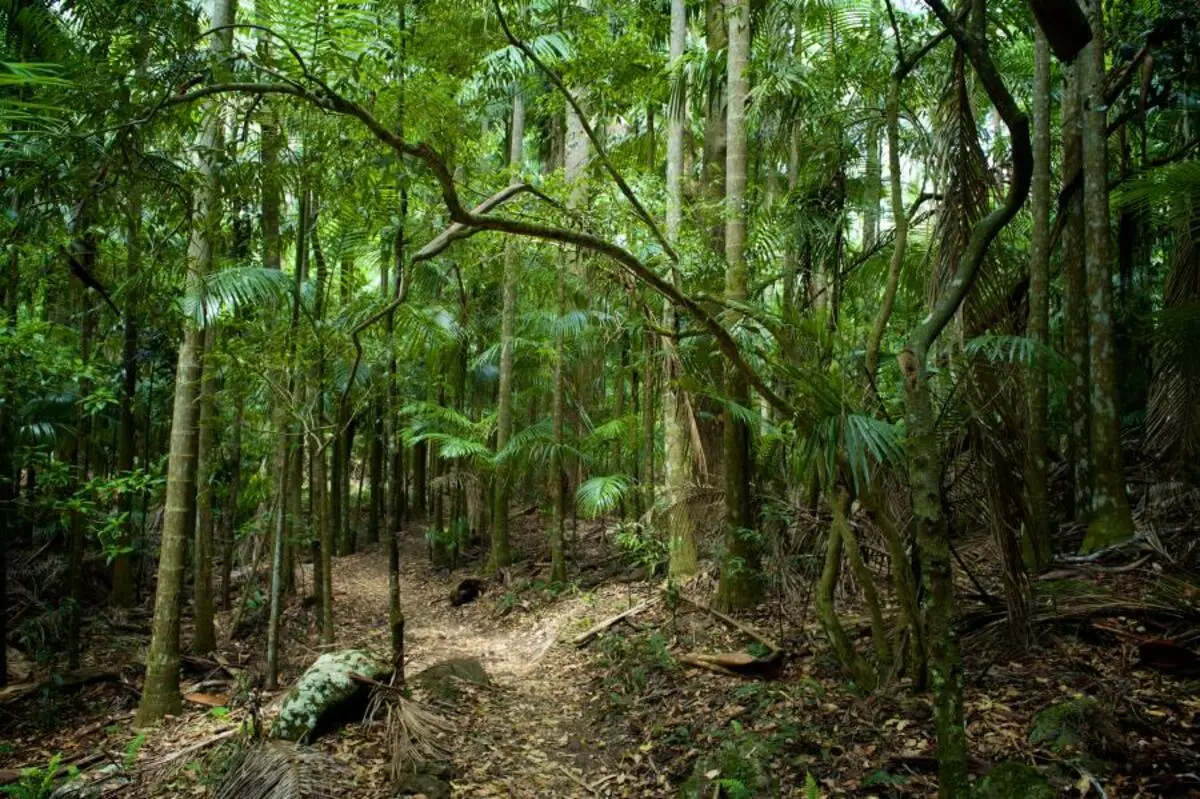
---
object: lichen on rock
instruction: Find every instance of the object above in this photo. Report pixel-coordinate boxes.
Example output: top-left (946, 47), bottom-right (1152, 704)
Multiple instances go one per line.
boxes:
top-left (271, 649), bottom-right (390, 742)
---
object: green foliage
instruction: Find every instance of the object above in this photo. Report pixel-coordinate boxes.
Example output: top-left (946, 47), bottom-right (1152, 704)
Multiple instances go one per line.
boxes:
top-left (614, 521), bottom-right (667, 575)
top-left (575, 474), bottom-right (631, 518)
top-left (0, 753), bottom-right (74, 799)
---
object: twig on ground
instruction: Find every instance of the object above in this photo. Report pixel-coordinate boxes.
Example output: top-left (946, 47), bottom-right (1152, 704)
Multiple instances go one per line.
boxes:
top-left (557, 764), bottom-right (598, 796)
top-left (572, 599), bottom-right (656, 648)
top-left (672, 594), bottom-right (782, 654)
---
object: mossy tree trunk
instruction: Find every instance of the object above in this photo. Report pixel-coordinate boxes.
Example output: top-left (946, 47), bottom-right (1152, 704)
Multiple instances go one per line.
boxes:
top-left (1079, 0), bottom-right (1135, 553)
top-left (1023, 30), bottom-right (1053, 570)
top-left (1062, 61), bottom-right (1091, 523)
top-left (896, 0), bottom-right (1032, 791)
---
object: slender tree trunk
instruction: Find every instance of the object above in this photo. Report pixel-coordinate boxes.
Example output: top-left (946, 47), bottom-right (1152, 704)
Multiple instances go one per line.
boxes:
top-left (332, 414), bottom-right (344, 555)
top-left (664, 0), bottom-right (696, 579)
top-left (313, 217), bottom-right (335, 645)
top-left (865, 80), bottom-right (908, 391)
top-left (267, 173), bottom-right (307, 690)
top-left (222, 395), bottom-right (242, 609)
top-left (1024, 31), bottom-right (1053, 569)
top-left (411, 439), bottom-right (427, 518)
top-left (1079, 0), bottom-right (1134, 553)
top-left (491, 83), bottom-right (524, 573)
top-left (368, 400), bottom-right (383, 544)
top-left (703, 0), bottom-right (728, 255)
top-left (387, 6), bottom-right (408, 674)
top-left (67, 257), bottom-right (95, 669)
top-left (641, 327), bottom-right (655, 517)
top-left (716, 0), bottom-right (760, 610)
top-left (1062, 61), bottom-right (1090, 522)
top-left (0, 224), bottom-right (16, 685)
top-left (137, 1), bottom-right (234, 721)
top-left (863, 117), bottom-right (881, 251)
top-left (550, 250), bottom-right (567, 583)
top-left (113, 149), bottom-right (140, 608)
top-left (192, 327), bottom-right (218, 654)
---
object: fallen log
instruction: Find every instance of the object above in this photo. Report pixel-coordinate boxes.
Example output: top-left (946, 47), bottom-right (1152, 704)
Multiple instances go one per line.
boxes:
top-left (572, 599), bottom-right (655, 647)
top-left (0, 667), bottom-right (123, 704)
top-left (678, 649), bottom-right (785, 680)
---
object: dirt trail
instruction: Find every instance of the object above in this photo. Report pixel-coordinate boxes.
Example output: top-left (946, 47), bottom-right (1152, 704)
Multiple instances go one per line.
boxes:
top-left (329, 538), bottom-right (651, 797)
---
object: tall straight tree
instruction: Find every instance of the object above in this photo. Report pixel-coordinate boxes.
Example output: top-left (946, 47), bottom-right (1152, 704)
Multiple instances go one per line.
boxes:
top-left (137, 0), bottom-right (235, 726)
top-left (491, 82), bottom-right (524, 573)
top-left (1024, 30), bottom-right (1052, 569)
top-left (716, 0), bottom-right (760, 610)
top-left (1079, 0), bottom-right (1134, 553)
top-left (664, 0), bottom-right (696, 578)
top-left (1062, 60), bottom-right (1090, 522)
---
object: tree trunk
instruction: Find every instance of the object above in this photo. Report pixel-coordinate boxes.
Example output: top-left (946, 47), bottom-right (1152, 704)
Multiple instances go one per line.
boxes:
top-left (641, 326), bottom-right (655, 518)
top-left (113, 154), bottom-right (140, 608)
top-left (1023, 30), bottom-right (1053, 570)
top-left (550, 251), bottom-right (567, 584)
top-left (865, 80), bottom-right (908, 390)
top-left (716, 0), bottom-right (760, 610)
top-left (862, 117), bottom-right (881, 252)
top-left (1079, 0), bottom-right (1134, 553)
top-left (222, 395), bottom-right (243, 610)
top-left (815, 487), bottom-right (877, 688)
top-left (1062, 61), bottom-right (1090, 522)
top-left (192, 327), bottom-right (218, 654)
top-left (67, 249), bottom-right (96, 670)
top-left (491, 83), bottom-right (524, 573)
top-left (664, 0), bottom-right (696, 579)
top-left (137, 0), bottom-right (234, 720)
top-left (368, 400), bottom-right (383, 544)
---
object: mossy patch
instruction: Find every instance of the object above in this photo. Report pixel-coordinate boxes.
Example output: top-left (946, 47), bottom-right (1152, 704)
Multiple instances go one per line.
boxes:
top-left (974, 761), bottom-right (1054, 799)
top-left (1029, 697), bottom-right (1123, 771)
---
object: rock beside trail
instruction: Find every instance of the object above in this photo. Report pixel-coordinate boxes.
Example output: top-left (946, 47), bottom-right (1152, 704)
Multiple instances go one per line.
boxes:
top-left (410, 657), bottom-right (490, 701)
top-left (272, 649), bottom-right (391, 742)
top-left (393, 760), bottom-right (454, 798)
top-left (1028, 697), bottom-right (1124, 769)
top-left (974, 761), bottom-right (1055, 799)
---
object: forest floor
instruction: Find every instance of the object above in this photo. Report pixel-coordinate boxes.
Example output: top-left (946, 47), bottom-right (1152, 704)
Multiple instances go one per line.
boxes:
top-left (1, 515), bottom-right (1199, 797)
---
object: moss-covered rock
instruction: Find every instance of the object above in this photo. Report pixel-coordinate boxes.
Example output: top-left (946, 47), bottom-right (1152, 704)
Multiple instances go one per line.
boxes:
top-left (271, 649), bottom-right (390, 742)
top-left (393, 761), bottom-right (454, 798)
top-left (974, 761), bottom-right (1054, 799)
top-left (410, 657), bottom-right (490, 701)
top-left (1029, 697), bottom-right (1123, 770)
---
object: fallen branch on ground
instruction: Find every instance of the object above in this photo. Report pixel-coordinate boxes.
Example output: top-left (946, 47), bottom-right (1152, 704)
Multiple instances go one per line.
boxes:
top-left (672, 593), bottom-right (783, 654)
top-left (572, 599), bottom-right (656, 647)
top-left (0, 667), bottom-right (123, 704)
top-left (678, 650), bottom-right (785, 680)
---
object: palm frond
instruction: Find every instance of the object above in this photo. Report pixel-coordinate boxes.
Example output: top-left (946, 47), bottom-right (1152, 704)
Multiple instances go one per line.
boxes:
top-left (180, 267), bottom-right (294, 327)
top-left (214, 739), bottom-right (353, 799)
top-left (575, 474), bottom-right (631, 518)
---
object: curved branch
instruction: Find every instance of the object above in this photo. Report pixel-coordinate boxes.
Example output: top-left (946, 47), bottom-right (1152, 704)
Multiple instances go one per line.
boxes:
top-left (907, 0), bottom-right (1033, 361)
top-left (151, 63), bottom-right (792, 420)
top-left (490, 0), bottom-right (678, 264)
